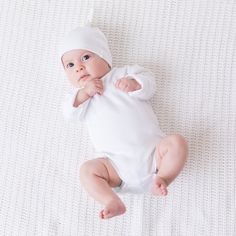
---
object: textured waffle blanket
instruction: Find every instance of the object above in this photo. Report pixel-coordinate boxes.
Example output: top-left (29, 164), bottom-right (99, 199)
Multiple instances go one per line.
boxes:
top-left (0, 0), bottom-right (235, 235)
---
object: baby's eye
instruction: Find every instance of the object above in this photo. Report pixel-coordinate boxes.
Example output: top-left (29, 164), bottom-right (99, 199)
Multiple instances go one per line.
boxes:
top-left (81, 54), bottom-right (90, 62)
top-left (66, 62), bottom-right (74, 68)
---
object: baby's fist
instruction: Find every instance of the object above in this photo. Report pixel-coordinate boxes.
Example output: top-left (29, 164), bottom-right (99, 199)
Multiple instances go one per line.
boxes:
top-left (115, 77), bottom-right (141, 93)
top-left (84, 78), bottom-right (104, 97)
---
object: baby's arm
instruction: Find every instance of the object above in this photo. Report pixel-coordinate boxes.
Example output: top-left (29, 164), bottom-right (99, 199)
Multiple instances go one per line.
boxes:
top-left (115, 65), bottom-right (157, 100)
top-left (73, 89), bottom-right (90, 107)
top-left (62, 79), bottom-right (103, 121)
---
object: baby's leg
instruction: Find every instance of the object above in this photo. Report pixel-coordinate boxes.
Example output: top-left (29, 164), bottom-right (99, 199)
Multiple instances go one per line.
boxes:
top-left (152, 134), bottom-right (188, 196)
top-left (79, 158), bottom-right (126, 219)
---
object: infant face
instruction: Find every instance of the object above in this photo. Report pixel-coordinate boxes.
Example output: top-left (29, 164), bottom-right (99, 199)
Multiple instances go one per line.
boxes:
top-left (62, 49), bottom-right (111, 88)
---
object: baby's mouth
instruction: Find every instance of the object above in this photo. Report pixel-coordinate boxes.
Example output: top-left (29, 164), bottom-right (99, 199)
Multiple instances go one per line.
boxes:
top-left (79, 74), bottom-right (90, 81)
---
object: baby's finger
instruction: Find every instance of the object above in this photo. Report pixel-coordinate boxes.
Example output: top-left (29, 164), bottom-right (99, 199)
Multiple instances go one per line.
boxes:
top-left (97, 89), bottom-right (103, 95)
top-left (124, 86), bottom-right (131, 93)
top-left (94, 80), bottom-right (103, 87)
top-left (95, 81), bottom-right (103, 88)
top-left (123, 86), bottom-right (131, 93)
top-left (97, 86), bottom-right (104, 94)
top-left (94, 78), bottom-right (102, 84)
top-left (120, 81), bottom-right (129, 91)
top-left (115, 79), bottom-right (122, 88)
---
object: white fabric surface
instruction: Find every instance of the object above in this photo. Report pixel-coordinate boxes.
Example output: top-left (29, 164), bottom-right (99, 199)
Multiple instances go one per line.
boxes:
top-left (0, 0), bottom-right (235, 235)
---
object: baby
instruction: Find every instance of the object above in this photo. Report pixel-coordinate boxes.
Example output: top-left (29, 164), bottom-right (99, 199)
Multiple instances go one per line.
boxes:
top-left (60, 26), bottom-right (188, 219)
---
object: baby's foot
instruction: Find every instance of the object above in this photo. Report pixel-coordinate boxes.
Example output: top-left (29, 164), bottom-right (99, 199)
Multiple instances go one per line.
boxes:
top-left (151, 175), bottom-right (168, 196)
top-left (99, 199), bottom-right (126, 219)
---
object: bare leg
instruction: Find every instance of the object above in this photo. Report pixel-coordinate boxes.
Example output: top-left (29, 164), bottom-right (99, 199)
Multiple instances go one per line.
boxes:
top-left (152, 134), bottom-right (188, 196)
top-left (79, 158), bottom-right (126, 219)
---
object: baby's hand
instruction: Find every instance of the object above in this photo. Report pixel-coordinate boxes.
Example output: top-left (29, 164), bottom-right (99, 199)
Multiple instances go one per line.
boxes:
top-left (115, 77), bottom-right (141, 93)
top-left (84, 78), bottom-right (104, 97)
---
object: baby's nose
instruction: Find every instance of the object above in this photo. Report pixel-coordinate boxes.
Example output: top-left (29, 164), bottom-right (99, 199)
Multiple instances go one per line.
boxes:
top-left (76, 65), bottom-right (85, 72)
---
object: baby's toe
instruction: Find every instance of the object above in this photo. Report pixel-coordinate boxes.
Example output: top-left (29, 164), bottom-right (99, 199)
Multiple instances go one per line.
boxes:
top-left (100, 209), bottom-right (110, 219)
top-left (161, 185), bottom-right (168, 195)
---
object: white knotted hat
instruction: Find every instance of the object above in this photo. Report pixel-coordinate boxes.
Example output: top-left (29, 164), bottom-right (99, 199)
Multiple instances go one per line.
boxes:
top-left (59, 10), bottom-right (112, 67)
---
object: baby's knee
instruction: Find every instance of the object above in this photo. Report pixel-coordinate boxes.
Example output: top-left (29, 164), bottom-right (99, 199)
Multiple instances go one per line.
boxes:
top-left (79, 159), bottom-right (107, 181)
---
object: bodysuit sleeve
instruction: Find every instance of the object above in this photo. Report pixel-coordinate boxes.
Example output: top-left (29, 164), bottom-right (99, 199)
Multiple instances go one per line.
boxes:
top-left (126, 64), bottom-right (156, 100)
top-left (62, 88), bottom-right (90, 122)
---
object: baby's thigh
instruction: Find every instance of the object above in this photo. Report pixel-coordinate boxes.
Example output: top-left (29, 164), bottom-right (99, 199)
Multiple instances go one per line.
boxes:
top-left (80, 157), bottom-right (122, 188)
top-left (98, 157), bottom-right (122, 188)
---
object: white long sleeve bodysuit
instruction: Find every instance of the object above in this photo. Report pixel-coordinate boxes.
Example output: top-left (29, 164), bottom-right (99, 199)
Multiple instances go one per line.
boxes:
top-left (62, 65), bottom-right (165, 193)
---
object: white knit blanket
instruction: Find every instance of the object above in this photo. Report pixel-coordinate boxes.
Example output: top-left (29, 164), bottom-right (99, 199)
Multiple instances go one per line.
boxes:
top-left (0, 0), bottom-right (235, 235)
